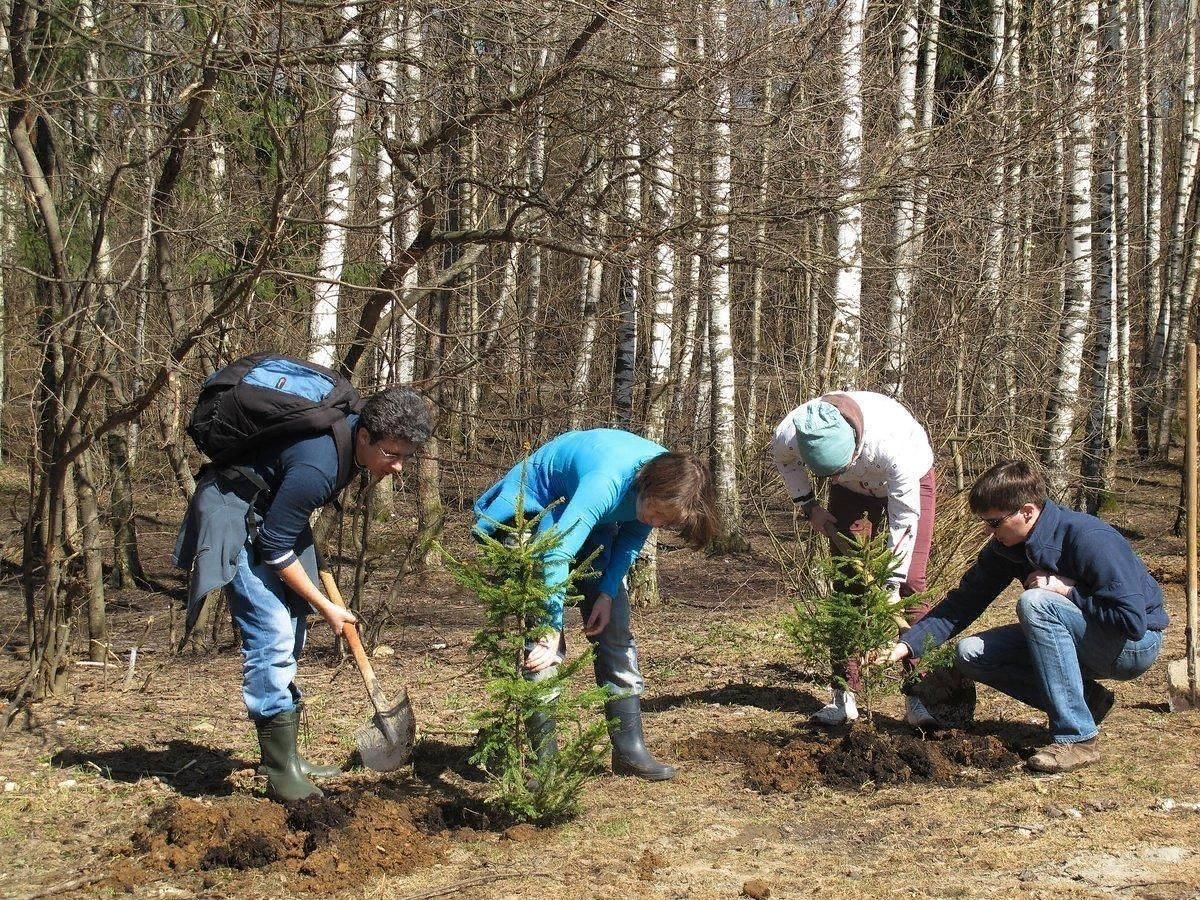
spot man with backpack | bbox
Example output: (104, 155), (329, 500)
(173, 354), (434, 801)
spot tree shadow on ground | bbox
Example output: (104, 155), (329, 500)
(52, 740), (244, 797)
(409, 737), (498, 831)
(642, 682), (825, 715)
(1131, 700), (1171, 713)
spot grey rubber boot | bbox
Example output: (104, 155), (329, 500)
(526, 711), (559, 764)
(606, 696), (675, 781)
(523, 711), (558, 792)
(255, 708), (323, 802)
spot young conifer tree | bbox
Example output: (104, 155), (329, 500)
(788, 528), (945, 723)
(441, 482), (610, 824)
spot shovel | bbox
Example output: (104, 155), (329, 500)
(1168, 342), (1200, 712)
(316, 553), (416, 769)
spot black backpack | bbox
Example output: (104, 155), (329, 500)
(187, 353), (363, 492)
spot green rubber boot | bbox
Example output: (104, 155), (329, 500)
(256, 702), (341, 779)
(256, 708), (323, 802)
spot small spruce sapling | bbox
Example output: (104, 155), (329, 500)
(787, 523), (942, 723)
(439, 478), (610, 825)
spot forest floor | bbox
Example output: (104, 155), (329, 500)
(1, 461), (1200, 899)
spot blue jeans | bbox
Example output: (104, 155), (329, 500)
(955, 588), (1163, 742)
(228, 545), (312, 720)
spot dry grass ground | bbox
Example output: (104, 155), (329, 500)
(1, 461), (1199, 899)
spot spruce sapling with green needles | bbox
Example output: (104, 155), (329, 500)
(440, 479), (610, 824)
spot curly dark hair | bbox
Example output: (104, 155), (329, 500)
(359, 386), (435, 445)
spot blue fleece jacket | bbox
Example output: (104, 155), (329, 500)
(902, 499), (1168, 657)
(473, 429), (666, 629)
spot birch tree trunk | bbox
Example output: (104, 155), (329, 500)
(830, 0), (868, 387)
(310, 0), (361, 367)
(394, 0), (423, 383)
(708, 0), (746, 551)
(646, 31), (677, 444)
(745, 16), (772, 428)
(1042, 0), (1098, 496)
(1149, 0), (1200, 453)
(1080, 76), (1116, 514)
(569, 208), (605, 431)
(614, 126), (640, 429)
(883, 0), (920, 398)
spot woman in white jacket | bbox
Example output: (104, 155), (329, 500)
(772, 391), (937, 726)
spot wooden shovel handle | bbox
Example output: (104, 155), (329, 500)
(318, 568), (392, 717)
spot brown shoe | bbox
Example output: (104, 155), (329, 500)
(1027, 737), (1100, 774)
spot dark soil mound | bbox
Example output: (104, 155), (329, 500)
(678, 726), (1019, 792)
(118, 786), (448, 893)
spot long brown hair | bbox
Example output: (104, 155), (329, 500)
(634, 452), (720, 550)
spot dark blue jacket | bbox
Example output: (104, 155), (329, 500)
(175, 414), (361, 583)
(902, 500), (1167, 656)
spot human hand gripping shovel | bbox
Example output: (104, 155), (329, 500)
(1168, 342), (1200, 712)
(316, 553), (417, 770)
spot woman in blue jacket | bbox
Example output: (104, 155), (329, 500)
(474, 428), (718, 780)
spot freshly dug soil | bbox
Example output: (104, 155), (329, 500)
(115, 785), (448, 893)
(677, 726), (1019, 792)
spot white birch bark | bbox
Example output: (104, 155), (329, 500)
(614, 126), (640, 428)
(1138, 0), (1163, 362)
(1081, 66), (1116, 513)
(999, 0), (1022, 427)
(883, 0), (920, 398)
(910, 0), (941, 264)
(570, 203), (606, 431)
(745, 12), (773, 427)
(672, 153), (704, 428)
(1043, 0), (1098, 494)
(646, 30), (678, 443)
(376, 2), (400, 383)
(520, 43), (552, 379)
(708, 0), (744, 549)
(830, 0), (868, 387)
(1116, 0), (1135, 441)
(979, 0), (1008, 406)
(394, 1), (422, 383)
(1150, 0), (1200, 453)
(310, 0), (361, 368)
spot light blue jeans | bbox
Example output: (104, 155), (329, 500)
(228, 545), (312, 720)
(955, 588), (1163, 742)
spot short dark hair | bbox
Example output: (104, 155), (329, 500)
(359, 387), (435, 445)
(634, 452), (720, 549)
(969, 459), (1048, 514)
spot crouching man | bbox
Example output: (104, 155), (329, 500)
(887, 460), (1167, 773)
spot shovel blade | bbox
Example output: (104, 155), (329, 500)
(355, 696), (417, 772)
(1167, 659), (1199, 712)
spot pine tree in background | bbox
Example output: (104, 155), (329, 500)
(787, 529), (944, 723)
(440, 484), (610, 824)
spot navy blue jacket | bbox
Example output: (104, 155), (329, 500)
(902, 500), (1167, 656)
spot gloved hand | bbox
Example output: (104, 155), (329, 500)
(886, 580), (904, 607)
(523, 630), (563, 673)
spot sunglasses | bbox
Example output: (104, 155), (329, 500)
(981, 510), (1020, 529)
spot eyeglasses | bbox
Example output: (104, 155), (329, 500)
(981, 510), (1020, 529)
(376, 444), (417, 462)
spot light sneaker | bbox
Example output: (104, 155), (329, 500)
(905, 695), (938, 728)
(1027, 736), (1100, 774)
(811, 689), (859, 725)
